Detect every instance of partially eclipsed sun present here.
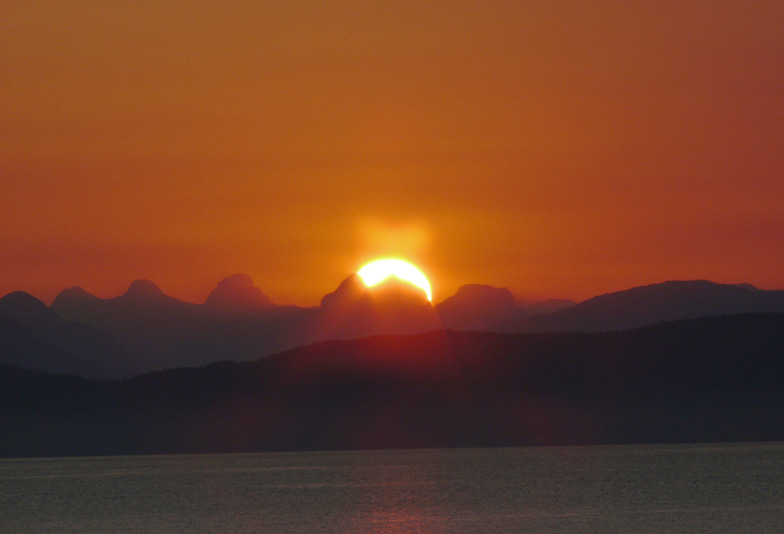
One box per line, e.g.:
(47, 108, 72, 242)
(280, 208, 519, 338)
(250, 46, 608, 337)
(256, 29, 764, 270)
(357, 258, 432, 302)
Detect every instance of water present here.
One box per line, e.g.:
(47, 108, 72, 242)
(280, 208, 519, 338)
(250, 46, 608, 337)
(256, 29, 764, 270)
(1, 443, 783, 533)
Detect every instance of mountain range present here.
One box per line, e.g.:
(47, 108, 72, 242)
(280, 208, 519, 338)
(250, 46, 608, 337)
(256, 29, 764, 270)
(2, 275, 784, 378)
(3, 312, 784, 457)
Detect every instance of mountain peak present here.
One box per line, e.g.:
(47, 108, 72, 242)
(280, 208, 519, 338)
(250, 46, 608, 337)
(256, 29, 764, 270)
(204, 274, 274, 312)
(317, 274, 439, 338)
(124, 279, 165, 298)
(320, 274, 371, 309)
(0, 291, 53, 322)
(449, 284, 516, 306)
(51, 286, 98, 315)
(0, 290, 47, 308)
(436, 284, 521, 331)
(56, 286, 94, 300)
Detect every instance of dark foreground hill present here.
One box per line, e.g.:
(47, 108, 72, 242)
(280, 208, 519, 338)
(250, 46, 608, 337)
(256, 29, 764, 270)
(2, 312, 784, 458)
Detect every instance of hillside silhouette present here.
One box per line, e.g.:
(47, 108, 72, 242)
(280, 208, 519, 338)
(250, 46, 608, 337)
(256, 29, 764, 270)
(502, 280, 784, 332)
(0, 291, 131, 377)
(48, 274, 443, 374)
(317, 274, 440, 340)
(435, 284, 524, 331)
(203, 273, 275, 314)
(2, 312, 783, 457)
(1, 276, 783, 377)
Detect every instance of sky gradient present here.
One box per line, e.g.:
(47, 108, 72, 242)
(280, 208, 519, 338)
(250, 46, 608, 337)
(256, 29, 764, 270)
(2, 1, 782, 305)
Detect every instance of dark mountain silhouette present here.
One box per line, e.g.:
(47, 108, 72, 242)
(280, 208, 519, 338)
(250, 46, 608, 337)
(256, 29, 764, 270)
(5, 277, 782, 377)
(317, 274, 440, 339)
(53, 277, 300, 373)
(203, 273, 275, 314)
(502, 280, 784, 332)
(435, 285, 577, 332)
(368, 277, 441, 332)
(48, 274, 441, 374)
(436, 284, 525, 331)
(52, 280, 201, 372)
(316, 273, 380, 339)
(2, 312, 783, 457)
(123, 279, 169, 301)
(0, 292, 130, 377)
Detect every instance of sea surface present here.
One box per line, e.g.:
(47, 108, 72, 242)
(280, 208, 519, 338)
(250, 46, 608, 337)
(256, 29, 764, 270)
(1, 443, 783, 533)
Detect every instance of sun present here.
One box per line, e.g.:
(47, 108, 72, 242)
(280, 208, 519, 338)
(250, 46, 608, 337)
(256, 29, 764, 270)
(357, 258, 433, 302)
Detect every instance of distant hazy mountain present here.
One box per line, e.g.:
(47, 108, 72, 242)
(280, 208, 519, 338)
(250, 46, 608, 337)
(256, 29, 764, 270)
(202, 273, 275, 314)
(0, 292, 130, 377)
(49, 273, 441, 374)
(11, 276, 784, 377)
(52, 277, 306, 372)
(435, 284, 576, 332)
(436, 284, 525, 331)
(502, 280, 784, 332)
(52, 280, 202, 372)
(3, 312, 783, 457)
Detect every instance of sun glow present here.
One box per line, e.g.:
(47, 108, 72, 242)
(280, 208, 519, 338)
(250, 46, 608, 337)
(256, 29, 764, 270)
(357, 258, 433, 301)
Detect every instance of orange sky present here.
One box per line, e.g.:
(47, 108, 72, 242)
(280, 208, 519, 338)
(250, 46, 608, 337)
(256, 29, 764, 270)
(2, 1, 783, 306)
